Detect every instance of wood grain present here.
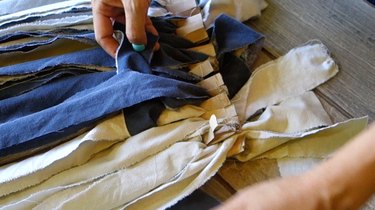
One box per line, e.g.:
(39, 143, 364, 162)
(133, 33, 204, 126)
(247, 0, 375, 122)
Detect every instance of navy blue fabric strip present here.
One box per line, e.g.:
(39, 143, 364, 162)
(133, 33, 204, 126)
(123, 100, 165, 135)
(0, 71, 116, 124)
(0, 68, 98, 100)
(0, 47, 114, 75)
(0, 32, 96, 53)
(212, 14, 264, 55)
(219, 53, 251, 98)
(0, 14, 266, 159)
(0, 70, 208, 156)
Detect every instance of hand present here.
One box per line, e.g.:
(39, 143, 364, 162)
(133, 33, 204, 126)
(91, 0, 159, 57)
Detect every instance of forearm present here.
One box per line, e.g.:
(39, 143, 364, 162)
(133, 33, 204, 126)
(218, 123, 375, 210)
(309, 123, 375, 209)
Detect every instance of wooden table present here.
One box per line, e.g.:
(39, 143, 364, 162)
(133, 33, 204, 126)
(202, 0, 375, 201)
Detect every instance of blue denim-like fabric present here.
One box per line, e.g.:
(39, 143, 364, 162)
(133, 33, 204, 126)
(0, 29, 94, 43)
(0, 47, 113, 76)
(152, 66, 201, 83)
(151, 44, 208, 68)
(0, 31, 96, 53)
(211, 14, 264, 98)
(0, 13, 265, 159)
(0, 68, 98, 100)
(0, 70, 208, 157)
(0, 71, 116, 124)
(212, 14, 264, 56)
(158, 32, 195, 49)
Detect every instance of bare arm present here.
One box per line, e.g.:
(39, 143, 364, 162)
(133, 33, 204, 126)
(218, 123, 375, 210)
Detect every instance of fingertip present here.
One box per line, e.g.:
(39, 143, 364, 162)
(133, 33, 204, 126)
(154, 42, 160, 51)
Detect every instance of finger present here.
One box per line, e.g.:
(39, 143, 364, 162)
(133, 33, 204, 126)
(145, 17, 158, 36)
(112, 15, 126, 24)
(145, 17, 160, 51)
(123, 0, 149, 45)
(92, 1, 123, 57)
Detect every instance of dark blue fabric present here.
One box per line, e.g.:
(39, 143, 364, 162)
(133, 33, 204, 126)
(219, 53, 251, 98)
(158, 32, 195, 49)
(0, 68, 98, 100)
(151, 44, 208, 68)
(212, 14, 264, 55)
(123, 100, 165, 135)
(0, 47, 114, 75)
(0, 32, 96, 53)
(151, 17, 178, 34)
(211, 14, 265, 98)
(152, 66, 201, 83)
(0, 71, 116, 124)
(0, 13, 266, 161)
(0, 70, 208, 157)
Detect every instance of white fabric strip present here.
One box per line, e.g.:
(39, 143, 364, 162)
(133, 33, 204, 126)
(0, 0, 91, 24)
(0, 15, 93, 37)
(32, 141, 205, 210)
(121, 139, 235, 210)
(0, 113, 129, 197)
(259, 117, 368, 159)
(0, 119, 208, 207)
(235, 91, 334, 161)
(201, 0, 268, 27)
(232, 41, 339, 123)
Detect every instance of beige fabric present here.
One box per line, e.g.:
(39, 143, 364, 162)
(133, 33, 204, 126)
(235, 91, 333, 161)
(197, 73, 228, 96)
(33, 141, 205, 210)
(232, 41, 339, 123)
(121, 139, 236, 210)
(0, 116, 238, 209)
(0, 113, 129, 197)
(189, 59, 215, 78)
(259, 117, 368, 159)
(201, 0, 268, 27)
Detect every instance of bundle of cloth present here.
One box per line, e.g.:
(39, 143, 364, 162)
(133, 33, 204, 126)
(0, 0, 367, 209)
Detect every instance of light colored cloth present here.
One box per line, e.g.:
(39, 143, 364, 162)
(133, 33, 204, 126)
(0, 113, 130, 197)
(200, 0, 268, 27)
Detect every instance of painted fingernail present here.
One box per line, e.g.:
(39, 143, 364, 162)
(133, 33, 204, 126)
(132, 44, 145, 52)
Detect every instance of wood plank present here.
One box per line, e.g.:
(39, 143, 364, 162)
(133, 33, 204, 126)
(200, 174, 237, 202)
(218, 158, 280, 191)
(247, 0, 375, 122)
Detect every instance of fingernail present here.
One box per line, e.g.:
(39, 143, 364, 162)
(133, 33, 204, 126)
(132, 44, 145, 52)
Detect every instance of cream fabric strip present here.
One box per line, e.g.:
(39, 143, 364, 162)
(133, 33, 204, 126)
(201, 0, 268, 27)
(32, 141, 205, 210)
(0, 113, 129, 197)
(0, 119, 209, 207)
(259, 117, 368, 159)
(121, 139, 235, 210)
(232, 41, 339, 123)
(235, 91, 332, 161)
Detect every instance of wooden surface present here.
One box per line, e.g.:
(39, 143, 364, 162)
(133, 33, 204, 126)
(203, 0, 375, 202)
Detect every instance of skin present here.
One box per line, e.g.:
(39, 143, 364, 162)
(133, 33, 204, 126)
(91, 0, 159, 57)
(217, 123, 375, 210)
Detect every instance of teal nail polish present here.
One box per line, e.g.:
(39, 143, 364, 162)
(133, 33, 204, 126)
(132, 44, 145, 52)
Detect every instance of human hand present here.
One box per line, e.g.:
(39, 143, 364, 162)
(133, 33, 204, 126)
(91, 0, 159, 57)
